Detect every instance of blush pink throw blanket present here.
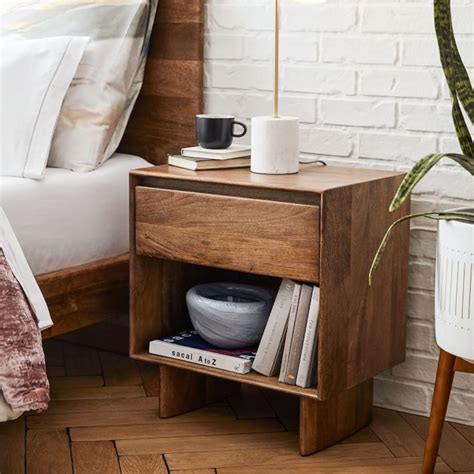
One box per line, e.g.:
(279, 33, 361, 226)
(0, 250, 49, 414)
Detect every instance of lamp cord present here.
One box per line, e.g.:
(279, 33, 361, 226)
(299, 159, 328, 166)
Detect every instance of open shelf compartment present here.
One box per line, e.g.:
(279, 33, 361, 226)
(129, 257, 320, 399)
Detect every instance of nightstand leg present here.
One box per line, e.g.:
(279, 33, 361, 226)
(159, 365, 241, 418)
(159, 365, 206, 418)
(299, 378, 373, 456)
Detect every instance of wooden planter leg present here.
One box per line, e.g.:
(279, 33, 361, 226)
(422, 349, 456, 474)
(299, 378, 373, 456)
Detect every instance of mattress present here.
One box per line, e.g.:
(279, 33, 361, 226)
(0, 153, 150, 275)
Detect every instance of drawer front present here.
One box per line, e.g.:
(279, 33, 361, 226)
(135, 187, 320, 282)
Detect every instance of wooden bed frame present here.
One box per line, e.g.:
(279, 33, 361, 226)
(41, 0, 205, 339)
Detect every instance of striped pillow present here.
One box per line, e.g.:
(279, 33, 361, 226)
(1, 0, 158, 172)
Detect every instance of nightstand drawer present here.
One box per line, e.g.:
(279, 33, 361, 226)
(135, 186, 320, 282)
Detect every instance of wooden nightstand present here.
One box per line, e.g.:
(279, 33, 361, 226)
(129, 164, 410, 456)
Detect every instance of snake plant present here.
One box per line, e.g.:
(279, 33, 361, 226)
(369, 0, 474, 285)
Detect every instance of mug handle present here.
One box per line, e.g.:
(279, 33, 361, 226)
(232, 121, 247, 138)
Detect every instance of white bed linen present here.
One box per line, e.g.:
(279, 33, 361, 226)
(0, 208, 52, 330)
(0, 153, 150, 277)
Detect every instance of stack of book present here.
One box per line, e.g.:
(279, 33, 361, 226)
(253, 279, 321, 388)
(147, 279, 320, 385)
(168, 145, 251, 171)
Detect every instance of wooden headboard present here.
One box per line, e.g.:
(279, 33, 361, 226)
(119, 0, 205, 165)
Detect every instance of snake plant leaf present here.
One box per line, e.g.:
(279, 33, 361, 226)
(369, 210, 474, 286)
(435, 0, 474, 154)
(389, 153, 471, 212)
(369, 0, 474, 284)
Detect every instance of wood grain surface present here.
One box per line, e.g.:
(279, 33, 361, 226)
(119, 0, 204, 164)
(130, 163, 411, 455)
(1, 340, 471, 473)
(39, 255, 129, 340)
(135, 187, 320, 282)
(317, 176, 410, 399)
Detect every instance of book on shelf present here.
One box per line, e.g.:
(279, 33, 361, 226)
(284, 284, 313, 385)
(181, 144, 251, 160)
(252, 279, 296, 377)
(168, 154, 250, 171)
(296, 286, 321, 388)
(254, 278, 320, 388)
(278, 283, 301, 382)
(149, 330, 256, 374)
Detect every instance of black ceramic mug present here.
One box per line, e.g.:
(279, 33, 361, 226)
(196, 115, 247, 149)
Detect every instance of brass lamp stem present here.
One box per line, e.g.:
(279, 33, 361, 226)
(273, 0, 280, 118)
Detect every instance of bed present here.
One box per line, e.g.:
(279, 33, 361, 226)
(16, 0, 204, 339)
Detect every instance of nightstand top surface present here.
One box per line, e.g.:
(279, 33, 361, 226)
(131, 163, 403, 194)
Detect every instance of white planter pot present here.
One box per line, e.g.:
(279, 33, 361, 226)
(435, 214, 474, 361)
(251, 116, 299, 175)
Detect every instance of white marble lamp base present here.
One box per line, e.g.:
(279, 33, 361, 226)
(251, 116, 299, 175)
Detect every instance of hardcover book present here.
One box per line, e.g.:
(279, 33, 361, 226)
(284, 284, 313, 385)
(168, 154, 250, 171)
(252, 279, 296, 377)
(279, 283, 302, 382)
(296, 286, 321, 388)
(181, 144, 251, 160)
(149, 330, 257, 374)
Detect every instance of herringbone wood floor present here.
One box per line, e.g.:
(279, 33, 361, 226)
(1, 327, 473, 474)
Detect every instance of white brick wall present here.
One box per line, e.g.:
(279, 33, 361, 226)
(204, 0, 474, 425)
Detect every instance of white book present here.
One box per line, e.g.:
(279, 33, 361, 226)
(296, 286, 321, 388)
(278, 284, 301, 382)
(253, 279, 296, 376)
(182, 144, 251, 160)
(149, 333, 255, 375)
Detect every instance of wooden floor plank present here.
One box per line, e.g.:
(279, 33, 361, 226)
(58, 321, 129, 355)
(49, 375, 104, 389)
(216, 457, 452, 473)
(137, 361, 160, 397)
(451, 421, 474, 445)
(26, 429, 73, 474)
(370, 407, 425, 457)
(72, 441, 120, 474)
(228, 386, 275, 419)
(64, 343, 102, 376)
(341, 427, 380, 444)
(172, 471, 216, 474)
(32, 397, 159, 415)
(119, 454, 168, 474)
(0, 417, 25, 474)
(165, 443, 393, 470)
(47, 366, 66, 377)
(116, 432, 298, 455)
(100, 351, 142, 386)
(71, 419, 285, 442)
(50, 385, 145, 400)
(27, 407, 234, 430)
(402, 413, 474, 472)
(261, 389, 299, 431)
(42, 339, 64, 366)
(13, 339, 469, 473)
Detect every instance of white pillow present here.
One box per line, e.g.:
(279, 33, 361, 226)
(0, 36, 87, 179)
(1, 1, 158, 173)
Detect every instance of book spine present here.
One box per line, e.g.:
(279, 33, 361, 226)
(296, 286, 321, 388)
(279, 284, 301, 382)
(149, 341, 252, 374)
(253, 279, 295, 376)
(285, 284, 313, 385)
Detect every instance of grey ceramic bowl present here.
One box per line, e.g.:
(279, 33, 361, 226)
(186, 282, 275, 349)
